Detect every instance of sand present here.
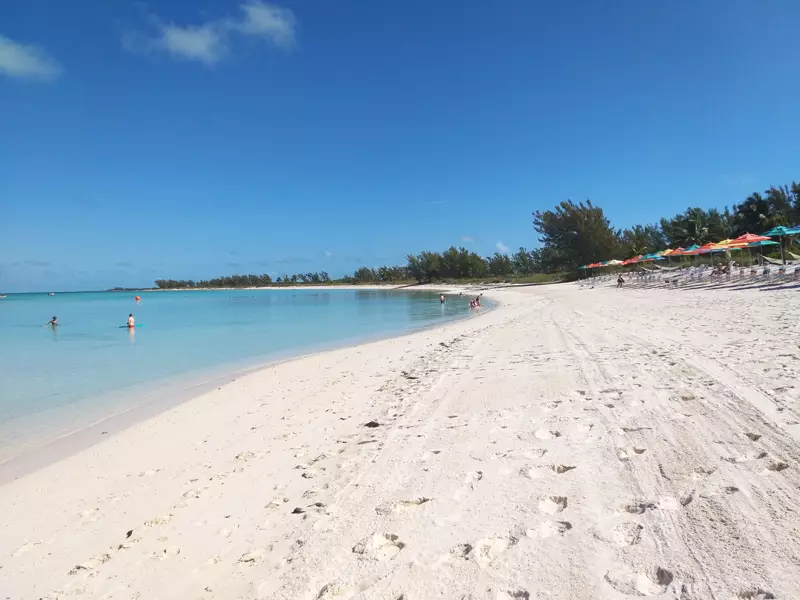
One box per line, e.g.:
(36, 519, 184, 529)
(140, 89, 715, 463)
(1, 284, 799, 599)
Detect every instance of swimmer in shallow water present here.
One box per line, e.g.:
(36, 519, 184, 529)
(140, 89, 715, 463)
(46, 316, 58, 326)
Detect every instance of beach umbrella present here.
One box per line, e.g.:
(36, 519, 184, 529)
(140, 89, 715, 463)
(674, 244, 699, 255)
(746, 239, 779, 265)
(733, 233, 771, 244)
(763, 226, 800, 264)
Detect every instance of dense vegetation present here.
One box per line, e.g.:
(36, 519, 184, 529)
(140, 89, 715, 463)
(152, 180, 800, 289)
(533, 181, 800, 272)
(153, 248, 546, 289)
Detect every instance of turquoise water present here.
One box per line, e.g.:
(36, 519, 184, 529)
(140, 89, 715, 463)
(0, 289, 477, 458)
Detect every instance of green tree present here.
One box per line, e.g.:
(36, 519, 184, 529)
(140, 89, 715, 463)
(532, 200, 618, 271)
(406, 251, 442, 282)
(486, 252, 513, 276)
(618, 224, 666, 256)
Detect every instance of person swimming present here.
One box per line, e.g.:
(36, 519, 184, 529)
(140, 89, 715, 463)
(127, 314, 135, 328)
(46, 316, 58, 326)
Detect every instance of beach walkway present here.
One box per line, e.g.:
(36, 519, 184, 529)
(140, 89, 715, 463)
(1, 286, 799, 599)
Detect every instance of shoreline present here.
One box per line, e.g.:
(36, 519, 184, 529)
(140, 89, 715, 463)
(4, 285, 798, 599)
(0, 287, 496, 484)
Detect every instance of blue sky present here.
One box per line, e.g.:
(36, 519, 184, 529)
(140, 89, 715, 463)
(2, 0, 799, 291)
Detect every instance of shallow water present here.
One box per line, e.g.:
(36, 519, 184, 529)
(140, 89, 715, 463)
(0, 288, 479, 458)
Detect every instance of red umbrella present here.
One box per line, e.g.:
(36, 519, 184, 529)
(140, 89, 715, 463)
(733, 233, 771, 244)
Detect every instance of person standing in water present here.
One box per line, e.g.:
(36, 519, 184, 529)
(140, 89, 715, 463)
(46, 316, 58, 326)
(127, 314, 135, 328)
(440, 294, 446, 304)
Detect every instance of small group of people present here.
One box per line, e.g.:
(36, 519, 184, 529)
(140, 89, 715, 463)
(45, 314, 136, 328)
(469, 295, 482, 308)
(710, 262, 732, 277)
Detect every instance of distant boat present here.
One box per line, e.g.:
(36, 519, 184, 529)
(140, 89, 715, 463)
(48, 292, 55, 296)
(0, 295, 7, 299)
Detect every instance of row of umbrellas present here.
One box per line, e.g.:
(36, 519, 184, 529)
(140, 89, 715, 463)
(582, 226, 800, 270)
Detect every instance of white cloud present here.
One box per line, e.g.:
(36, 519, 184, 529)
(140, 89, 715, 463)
(126, 1, 296, 65)
(325, 250, 333, 258)
(495, 241, 509, 253)
(234, 2, 296, 48)
(460, 235, 475, 244)
(0, 35, 61, 80)
(160, 23, 228, 65)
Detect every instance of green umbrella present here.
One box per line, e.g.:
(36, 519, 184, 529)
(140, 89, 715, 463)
(747, 240, 779, 266)
(763, 226, 800, 264)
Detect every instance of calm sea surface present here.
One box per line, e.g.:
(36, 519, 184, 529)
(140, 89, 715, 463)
(0, 289, 479, 460)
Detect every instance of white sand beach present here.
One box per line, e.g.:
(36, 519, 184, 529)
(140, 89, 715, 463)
(2, 284, 799, 599)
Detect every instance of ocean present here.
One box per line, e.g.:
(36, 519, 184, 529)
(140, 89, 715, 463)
(0, 288, 481, 463)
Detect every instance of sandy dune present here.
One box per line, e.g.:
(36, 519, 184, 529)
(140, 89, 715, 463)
(1, 285, 799, 599)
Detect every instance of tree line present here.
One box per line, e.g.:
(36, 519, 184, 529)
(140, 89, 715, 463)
(533, 181, 800, 272)
(153, 179, 799, 289)
(154, 272, 334, 289)
(153, 248, 545, 289)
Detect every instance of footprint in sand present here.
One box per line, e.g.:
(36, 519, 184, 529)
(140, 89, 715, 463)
(766, 460, 789, 472)
(352, 533, 405, 561)
(550, 464, 576, 474)
(182, 488, 203, 499)
(692, 466, 717, 480)
(735, 589, 776, 599)
(530, 521, 572, 539)
(539, 496, 568, 514)
(68, 553, 111, 575)
(152, 546, 182, 561)
(317, 580, 376, 600)
(79, 508, 99, 523)
(604, 564, 674, 596)
(496, 589, 530, 600)
(723, 451, 767, 464)
(473, 534, 518, 570)
(534, 428, 562, 440)
(744, 432, 762, 442)
(375, 497, 432, 515)
(454, 471, 484, 501)
(611, 522, 644, 546)
(144, 514, 173, 527)
(621, 501, 656, 515)
(519, 466, 547, 480)
(237, 547, 271, 565)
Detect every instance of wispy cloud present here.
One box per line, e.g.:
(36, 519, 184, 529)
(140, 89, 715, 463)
(495, 241, 509, 253)
(325, 250, 333, 258)
(461, 235, 475, 244)
(24, 259, 51, 267)
(124, 1, 297, 66)
(0, 35, 61, 80)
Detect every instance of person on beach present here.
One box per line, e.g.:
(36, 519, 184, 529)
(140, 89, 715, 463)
(127, 314, 135, 328)
(46, 316, 58, 326)
(617, 275, 625, 288)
